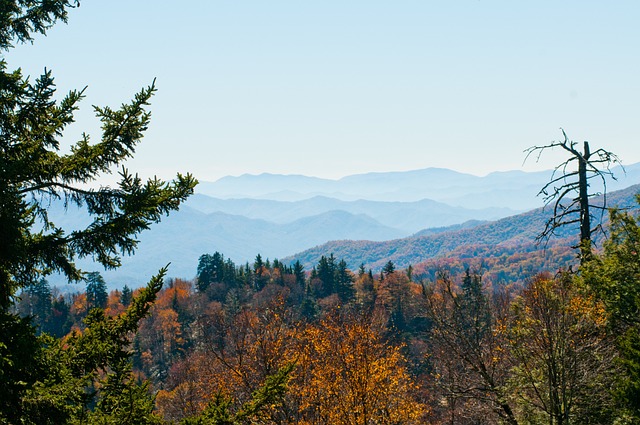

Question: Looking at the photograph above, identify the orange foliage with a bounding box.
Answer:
[105,290,125,317]
[287,313,429,425]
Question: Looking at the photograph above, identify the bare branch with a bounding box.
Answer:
[525,129,620,261]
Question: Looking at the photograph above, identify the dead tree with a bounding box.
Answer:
[525,129,621,262]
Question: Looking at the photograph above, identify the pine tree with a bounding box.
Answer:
[293,260,305,288]
[335,259,354,303]
[20,278,53,332]
[316,254,336,297]
[0,15,196,309]
[0,2,196,422]
[86,271,108,310]
[581,196,640,420]
[120,285,133,307]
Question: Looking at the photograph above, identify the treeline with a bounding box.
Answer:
[15,204,640,424]
[13,272,134,338]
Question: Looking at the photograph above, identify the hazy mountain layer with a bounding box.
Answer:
[185,194,513,234]
[50,206,404,289]
[197,163,640,210]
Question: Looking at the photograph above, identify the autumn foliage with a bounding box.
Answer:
[15,237,640,424]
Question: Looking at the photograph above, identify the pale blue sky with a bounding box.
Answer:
[7,1,640,182]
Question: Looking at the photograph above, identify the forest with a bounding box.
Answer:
[11,234,640,424]
[2,2,640,424]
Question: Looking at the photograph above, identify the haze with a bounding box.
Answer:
[8,1,640,182]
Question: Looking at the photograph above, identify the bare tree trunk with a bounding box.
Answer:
[578,141,592,263]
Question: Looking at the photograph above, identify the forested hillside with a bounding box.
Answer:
[289,183,640,272]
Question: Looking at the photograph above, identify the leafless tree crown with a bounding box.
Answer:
[524,129,622,255]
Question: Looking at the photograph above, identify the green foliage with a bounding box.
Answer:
[18,278,52,332]
[508,272,617,424]
[0,311,47,423]
[86,271,108,311]
[0,0,79,50]
[0,2,196,422]
[20,270,167,424]
[0,61,196,309]
[581,196,640,419]
[121,285,133,307]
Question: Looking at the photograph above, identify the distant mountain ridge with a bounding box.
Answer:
[184,194,513,234]
[197,163,640,210]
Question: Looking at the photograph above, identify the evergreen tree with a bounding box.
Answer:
[120,285,133,307]
[293,260,305,288]
[197,253,225,292]
[86,271,108,310]
[316,254,336,297]
[253,254,268,290]
[335,259,355,303]
[582,196,640,420]
[21,278,52,332]
[222,257,238,288]
[358,263,366,277]
[48,294,71,337]
[196,254,213,292]
[0,2,195,422]
[0,5,196,310]
[382,260,396,278]
[254,254,264,273]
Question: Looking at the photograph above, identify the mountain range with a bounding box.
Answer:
[197,163,640,210]
[46,165,640,290]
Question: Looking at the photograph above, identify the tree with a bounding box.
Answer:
[48,292,71,337]
[525,129,620,261]
[2,269,168,424]
[178,364,293,425]
[156,297,296,423]
[423,270,518,425]
[508,272,618,424]
[86,271,108,310]
[17,278,52,332]
[293,260,305,288]
[382,260,396,278]
[197,252,226,292]
[581,197,640,420]
[316,254,337,297]
[0,5,196,310]
[335,259,355,303]
[289,311,428,424]
[0,2,195,421]
[121,284,133,307]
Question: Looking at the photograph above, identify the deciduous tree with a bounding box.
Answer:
[508,272,617,424]
[289,311,428,424]
[423,270,518,425]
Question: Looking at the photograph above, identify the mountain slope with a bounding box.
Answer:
[51,206,404,289]
[286,184,640,271]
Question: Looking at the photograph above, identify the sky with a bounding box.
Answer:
[6,1,640,182]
